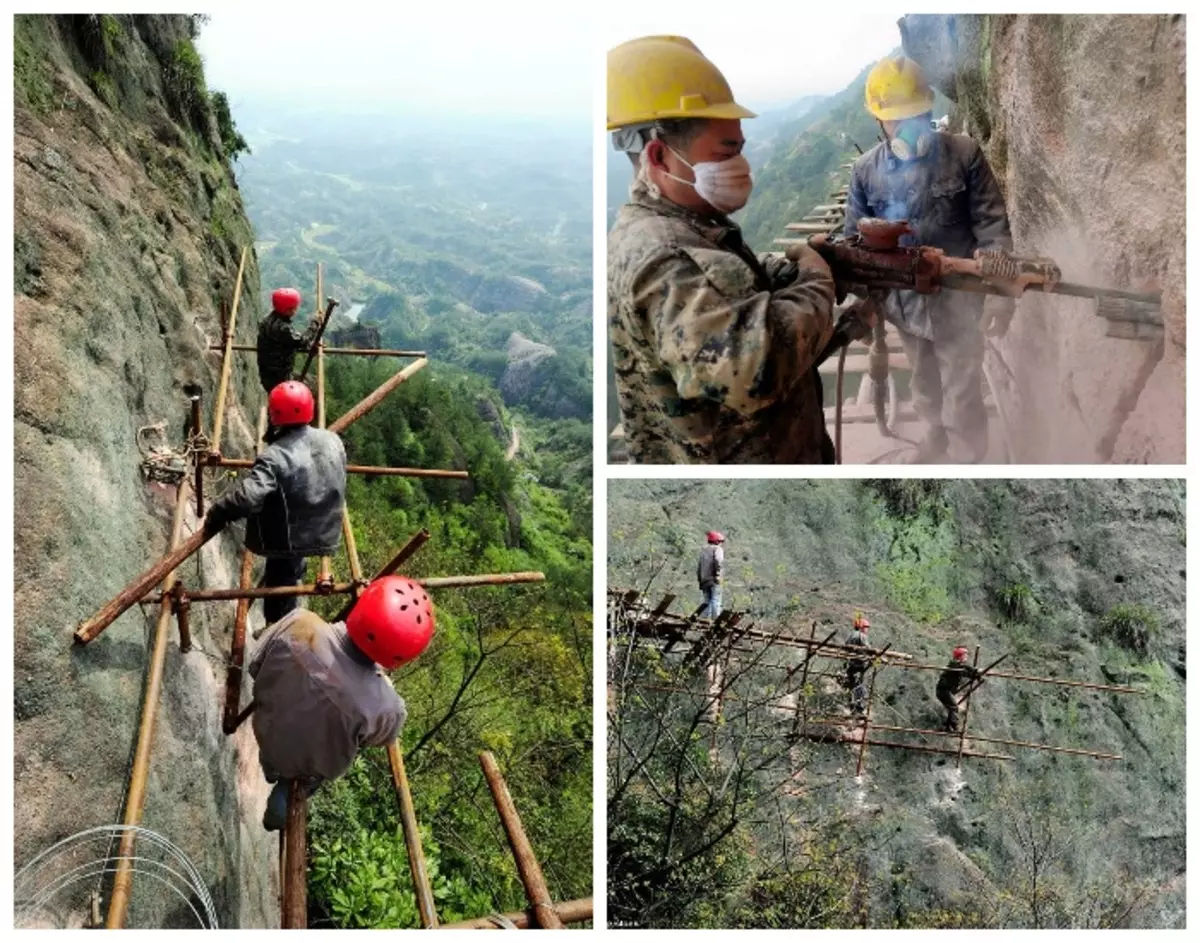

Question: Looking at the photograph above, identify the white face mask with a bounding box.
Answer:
[663,145,754,214]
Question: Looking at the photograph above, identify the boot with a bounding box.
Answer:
[263,780,289,831]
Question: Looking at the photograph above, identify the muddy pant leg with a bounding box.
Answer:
[934,305,988,464]
[895,328,949,456]
[937,689,959,730]
[262,556,308,625]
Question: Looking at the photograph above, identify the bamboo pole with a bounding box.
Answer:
[803,718,1124,760]
[791,621,822,740]
[160,571,542,606]
[281,781,308,929]
[854,643,890,777]
[210,344,427,358]
[75,528,212,644]
[385,741,439,927]
[419,572,545,589]
[328,358,429,434]
[333,528,430,621]
[316,340,332,590]
[222,549,256,734]
[791,729,1013,761]
[479,752,564,929]
[105,478,190,928]
[439,898,593,929]
[956,646,980,769]
[210,245,248,457]
[212,456,469,480]
[223,404,266,735]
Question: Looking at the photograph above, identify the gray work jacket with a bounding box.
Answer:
[249,610,407,782]
[212,425,347,558]
[845,132,1013,341]
[697,544,724,589]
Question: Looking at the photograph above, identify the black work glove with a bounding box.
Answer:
[203,502,234,538]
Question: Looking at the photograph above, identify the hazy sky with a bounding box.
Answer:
[604,14,903,109]
[195,9,594,121]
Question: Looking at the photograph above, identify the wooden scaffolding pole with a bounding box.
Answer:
[105,478,190,928]
[210,245,248,457]
[479,752,564,929]
[386,742,439,927]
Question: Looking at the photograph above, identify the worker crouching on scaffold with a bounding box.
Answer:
[248,577,434,830]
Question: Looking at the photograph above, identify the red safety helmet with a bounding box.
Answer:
[272,287,302,317]
[345,576,436,670]
[706,531,725,544]
[267,381,314,427]
[952,646,969,661]
[854,616,870,631]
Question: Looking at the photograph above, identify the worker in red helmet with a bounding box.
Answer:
[697,531,725,620]
[844,614,871,715]
[936,646,983,732]
[249,575,434,830]
[256,287,326,393]
[203,381,347,624]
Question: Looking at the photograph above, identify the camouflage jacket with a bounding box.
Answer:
[257,312,322,392]
[609,182,836,464]
[845,132,1012,341]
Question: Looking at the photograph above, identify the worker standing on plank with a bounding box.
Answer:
[697,530,725,620]
[607,35,842,464]
[936,646,983,732]
[844,614,870,715]
[248,576,434,830]
[203,381,346,625]
[256,287,325,394]
[845,56,1014,464]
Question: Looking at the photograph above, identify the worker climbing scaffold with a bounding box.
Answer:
[61,251,590,930]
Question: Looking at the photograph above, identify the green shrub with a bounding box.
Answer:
[996,581,1037,623]
[165,38,208,132]
[210,89,251,160]
[1100,603,1159,655]
[88,70,116,108]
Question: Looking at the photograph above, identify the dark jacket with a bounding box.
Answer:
[845,132,1012,342]
[257,312,322,392]
[936,660,982,698]
[211,425,347,558]
[697,544,724,589]
[250,610,406,782]
[845,628,870,670]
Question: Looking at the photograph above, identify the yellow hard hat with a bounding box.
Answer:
[864,55,936,121]
[607,35,756,131]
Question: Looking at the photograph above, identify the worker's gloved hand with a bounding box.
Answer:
[785,241,833,279]
[982,295,1017,338]
[203,503,233,538]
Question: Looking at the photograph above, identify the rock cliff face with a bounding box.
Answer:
[609,479,1185,927]
[14,15,275,927]
[900,14,1185,463]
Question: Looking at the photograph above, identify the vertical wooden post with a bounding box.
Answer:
[222,405,267,734]
[316,339,332,590]
[210,246,249,458]
[281,781,308,928]
[792,620,818,740]
[106,479,191,928]
[854,643,891,778]
[956,646,981,770]
[386,742,440,927]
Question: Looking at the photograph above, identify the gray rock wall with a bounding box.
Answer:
[14,15,276,928]
[900,14,1185,463]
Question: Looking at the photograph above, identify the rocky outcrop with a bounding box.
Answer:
[499,331,556,401]
[900,14,1185,463]
[14,15,275,928]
